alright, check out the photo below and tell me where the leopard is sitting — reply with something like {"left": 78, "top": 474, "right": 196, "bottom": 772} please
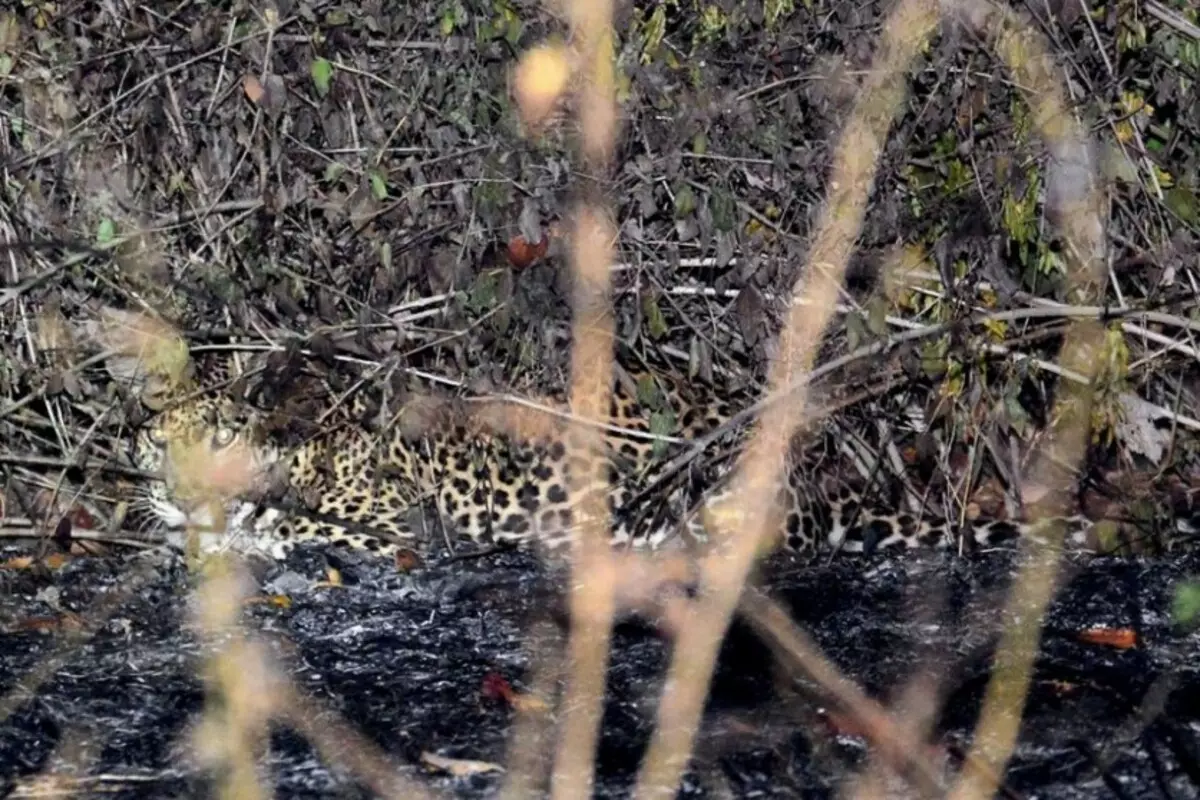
{"left": 131, "top": 362, "right": 1098, "bottom": 563}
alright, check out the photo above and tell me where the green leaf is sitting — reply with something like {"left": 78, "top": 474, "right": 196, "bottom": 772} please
{"left": 1003, "top": 391, "right": 1030, "bottom": 436}
{"left": 649, "top": 409, "right": 676, "bottom": 457}
{"left": 711, "top": 187, "right": 736, "bottom": 232}
{"left": 96, "top": 218, "right": 116, "bottom": 245}
{"left": 845, "top": 312, "right": 865, "bottom": 352}
{"left": 503, "top": 16, "right": 523, "bottom": 47}
{"left": 368, "top": 170, "right": 388, "bottom": 201}
{"left": 642, "top": 292, "right": 668, "bottom": 340}
{"left": 1164, "top": 187, "right": 1199, "bottom": 225}
{"left": 641, "top": 6, "right": 667, "bottom": 63}
{"left": 466, "top": 269, "right": 499, "bottom": 313}
{"left": 311, "top": 58, "right": 333, "bottom": 98}
{"left": 636, "top": 374, "right": 663, "bottom": 409}
{"left": 439, "top": 3, "right": 463, "bottom": 37}
{"left": 323, "top": 161, "right": 344, "bottom": 183}
{"left": 673, "top": 184, "right": 696, "bottom": 218}
{"left": 866, "top": 296, "right": 889, "bottom": 336}
{"left": 1172, "top": 580, "right": 1200, "bottom": 626}
{"left": 920, "top": 341, "right": 947, "bottom": 379}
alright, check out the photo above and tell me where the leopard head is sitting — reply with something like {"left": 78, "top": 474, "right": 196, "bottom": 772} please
{"left": 134, "top": 394, "right": 279, "bottom": 535}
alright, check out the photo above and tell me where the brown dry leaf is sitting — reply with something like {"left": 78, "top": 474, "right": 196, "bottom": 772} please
{"left": 69, "top": 540, "right": 110, "bottom": 558}
{"left": 245, "top": 594, "right": 292, "bottom": 609}
{"left": 420, "top": 751, "right": 505, "bottom": 777}
{"left": 393, "top": 549, "right": 422, "bottom": 572}
{"left": 733, "top": 284, "right": 769, "bottom": 350}
{"left": 1117, "top": 393, "right": 1170, "bottom": 464}
{"left": 81, "top": 307, "right": 192, "bottom": 407}
{"left": 479, "top": 672, "right": 549, "bottom": 713}
{"left": 969, "top": 478, "right": 1008, "bottom": 518}
{"left": 312, "top": 567, "right": 345, "bottom": 590}
{"left": 32, "top": 488, "right": 58, "bottom": 517}
{"left": 66, "top": 505, "right": 97, "bottom": 530}
{"left": 13, "top": 612, "right": 84, "bottom": 633}
{"left": 35, "top": 305, "right": 75, "bottom": 366}
{"left": 13, "top": 616, "right": 65, "bottom": 633}
{"left": 1018, "top": 479, "right": 1057, "bottom": 507}
{"left": 512, "top": 692, "right": 552, "bottom": 714}
{"left": 243, "top": 74, "right": 264, "bottom": 103}
{"left": 481, "top": 672, "right": 516, "bottom": 705}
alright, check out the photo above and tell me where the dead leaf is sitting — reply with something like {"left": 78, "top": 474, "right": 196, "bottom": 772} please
{"left": 66, "top": 505, "right": 96, "bottom": 530}
{"left": 77, "top": 306, "right": 193, "bottom": 407}
{"left": 393, "top": 549, "right": 422, "bottom": 572}
{"left": 506, "top": 234, "right": 548, "bottom": 270}
{"left": 13, "top": 612, "right": 84, "bottom": 633}
{"left": 512, "top": 692, "right": 551, "bottom": 714}
{"left": 1077, "top": 627, "right": 1138, "bottom": 649}
{"left": 245, "top": 594, "right": 292, "bottom": 609}
{"left": 420, "top": 751, "right": 505, "bottom": 777}
{"left": 35, "top": 305, "right": 75, "bottom": 365}
{"left": 314, "top": 568, "right": 343, "bottom": 589}
{"left": 1117, "top": 393, "right": 1169, "bottom": 464}
{"left": 243, "top": 74, "right": 264, "bottom": 103}
{"left": 481, "top": 672, "right": 516, "bottom": 705}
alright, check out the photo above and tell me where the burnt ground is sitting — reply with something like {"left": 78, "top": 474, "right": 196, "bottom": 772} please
{"left": 1, "top": 544, "right": 1200, "bottom": 798}
{"left": 2, "top": 0, "right": 1200, "bottom": 798}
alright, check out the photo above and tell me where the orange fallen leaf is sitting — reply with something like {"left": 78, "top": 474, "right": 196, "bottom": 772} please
{"left": 0, "top": 554, "right": 69, "bottom": 570}
{"left": 41, "top": 553, "right": 70, "bottom": 570}
{"left": 245, "top": 594, "right": 292, "bottom": 609}
{"left": 1077, "top": 627, "right": 1137, "bottom": 649}
{"left": 506, "top": 234, "right": 548, "bottom": 270}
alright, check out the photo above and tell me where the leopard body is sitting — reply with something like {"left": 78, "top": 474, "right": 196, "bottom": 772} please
{"left": 132, "top": 368, "right": 1080, "bottom": 561}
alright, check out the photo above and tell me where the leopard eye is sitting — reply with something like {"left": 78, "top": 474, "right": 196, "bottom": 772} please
{"left": 149, "top": 428, "right": 167, "bottom": 445}
{"left": 212, "top": 427, "right": 236, "bottom": 448}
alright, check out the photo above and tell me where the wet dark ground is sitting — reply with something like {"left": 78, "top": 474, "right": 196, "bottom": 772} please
{"left": 1, "top": 543, "right": 1198, "bottom": 799}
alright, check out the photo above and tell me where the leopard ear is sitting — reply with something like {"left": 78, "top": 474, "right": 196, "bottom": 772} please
{"left": 74, "top": 304, "right": 196, "bottom": 411}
